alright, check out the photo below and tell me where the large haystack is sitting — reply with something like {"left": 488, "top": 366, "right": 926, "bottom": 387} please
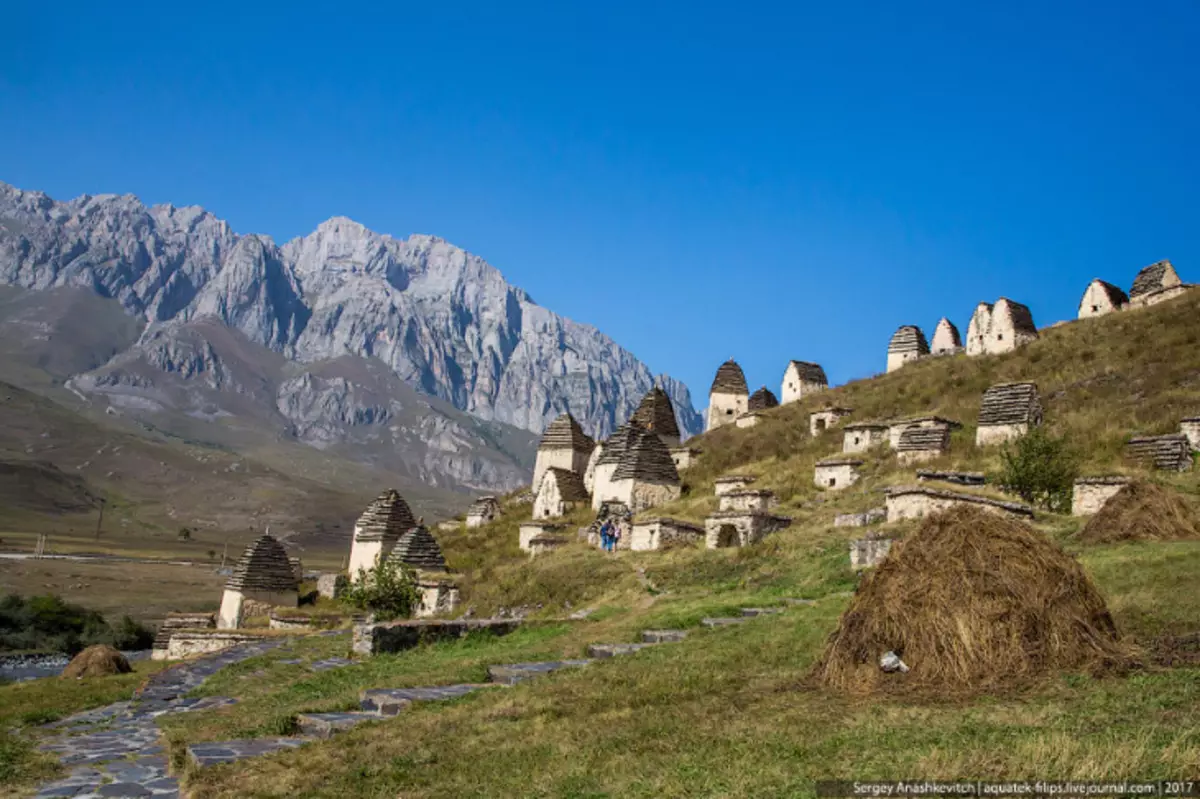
{"left": 812, "top": 506, "right": 1130, "bottom": 696}
{"left": 61, "top": 645, "right": 131, "bottom": 679}
{"left": 1079, "top": 482, "right": 1200, "bottom": 544}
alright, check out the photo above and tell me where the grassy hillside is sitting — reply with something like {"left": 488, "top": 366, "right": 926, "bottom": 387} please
{"left": 9, "top": 292, "right": 1200, "bottom": 798}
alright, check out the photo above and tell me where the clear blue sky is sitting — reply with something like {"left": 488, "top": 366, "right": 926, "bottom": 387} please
{"left": 3, "top": 1, "right": 1198, "bottom": 406}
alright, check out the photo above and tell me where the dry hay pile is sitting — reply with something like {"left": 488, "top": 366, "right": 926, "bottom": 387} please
{"left": 1079, "top": 481, "right": 1200, "bottom": 544}
{"left": 811, "top": 506, "right": 1132, "bottom": 696}
{"left": 61, "top": 644, "right": 131, "bottom": 679}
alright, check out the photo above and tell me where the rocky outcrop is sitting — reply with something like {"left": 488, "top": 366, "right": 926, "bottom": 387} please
{"left": 0, "top": 183, "right": 701, "bottom": 443}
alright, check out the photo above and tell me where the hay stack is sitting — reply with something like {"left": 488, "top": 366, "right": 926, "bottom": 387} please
{"left": 61, "top": 645, "right": 132, "bottom": 679}
{"left": 812, "top": 506, "right": 1131, "bottom": 696}
{"left": 1079, "top": 482, "right": 1200, "bottom": 544}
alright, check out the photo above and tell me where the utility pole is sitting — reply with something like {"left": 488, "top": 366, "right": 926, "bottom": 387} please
{"left": 94, "top": 499, "right": 106, "bottom": 541}
{"left": 221, "top": 538, "right": 229, "bottom": 569}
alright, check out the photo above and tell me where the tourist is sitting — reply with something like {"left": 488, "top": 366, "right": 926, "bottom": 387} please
{"left": 599, "top": 520, "right": 613, "bottom": 552}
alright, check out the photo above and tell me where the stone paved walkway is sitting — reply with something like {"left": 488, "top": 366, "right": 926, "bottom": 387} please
{"left": 32, "top": 638, "right": 292, "bottom": 799}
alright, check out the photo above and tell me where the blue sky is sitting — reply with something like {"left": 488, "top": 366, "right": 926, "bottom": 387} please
{"left": 3, "top": 1, "right": 1198, "bottom": 407}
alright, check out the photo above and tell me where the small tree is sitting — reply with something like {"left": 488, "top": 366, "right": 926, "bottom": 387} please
{"left": 998, "top": 426, "right": 1078, "bottom": 513}
{"left": 341, "top": 558, "right": 420, "bottom": 621}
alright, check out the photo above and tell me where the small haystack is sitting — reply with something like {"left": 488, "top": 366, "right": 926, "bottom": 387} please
{"left": 1078, "top": 482, "right": 1200, "bottom": 544}
{"left": 812, "top": 506, "right": 1130, "bottom": 695}
{"left": 61, "top": 645, "right": 131, "bottom": 679}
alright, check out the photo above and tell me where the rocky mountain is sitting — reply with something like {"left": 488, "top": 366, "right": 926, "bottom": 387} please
{"left": 0, "top": 181, "right": 701, "bottom": 493}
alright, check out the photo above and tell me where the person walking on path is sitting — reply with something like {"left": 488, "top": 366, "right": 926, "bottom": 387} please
{"left": 599, "top": 520, "right": 613, "bottom": 552}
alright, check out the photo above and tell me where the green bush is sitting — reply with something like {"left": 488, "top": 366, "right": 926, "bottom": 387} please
{"left": 0, "top": 594, "right": 154, "bottom": 654}
{"left": 997, "top": 426, "right": 1079, "bottom": 513}
{"left": 341, "top": 559, "right": 420, "bottom": 621}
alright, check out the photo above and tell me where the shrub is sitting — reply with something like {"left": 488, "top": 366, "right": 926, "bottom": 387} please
{"left": 341, "top": 559, "right": 420, "bottom": 621}
{"left": 0, "top": 594, "right": 154, "bottom": 654}
{"left": 998, "top": 426, "right": 1079, "bottom": 513}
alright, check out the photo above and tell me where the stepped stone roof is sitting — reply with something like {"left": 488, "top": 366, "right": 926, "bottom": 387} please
{"left": 888, "top": 325, "right": 929, "bottom": 355}
{"left": 1074, "top": 475, "right": 1133, "bottom": 486}
{"left": 891, "top": 414, "right": 963, "bottom": 429}
{"left": 538, "top": 413, "right": 594, "bottom": 452}
{"left": 1088, "top": 279, "right": 1130, "bottom": 307}
{"left": 816, "top": 456, "right": 864, "bottom": 467}
{"left": 1131, "top": 260, "right": 1178, "bottom": 298}
{"left": 897, "top": 425, "right": 951, "bottom": 452}
{"left": 714, "top": 474, "right": 756, "bottom": 484}
{"left": 844, "top": 420, "right": 890, "bottom": 431}
{"left": 884, "top": 485, "right": 1034, "bottom": 517}
{"left": 977, "top": 382, "right": 1042, "bottom": 426}
{"left": 710, "top": 360, "right": 749, "bottom": 395}
{"left": 612, "top": 428, "right": 680, "bottom": 484}
{"left": 630, "top": 387, "right": 681, "bottom": 441}
{"left": 226, "top": 534, "right": 299, "bottom": 593}
{"left": 637, "top": 517, "right": 705, "bottom": 532}
{"left": 597, "top": 423, "right": 644, "bottom": 466}
{"left": 787, "top": 361, "right": 828, "bottom": 384}
{"left": 543, "top": 467, "right": 590, "bottom": 502}
{"left": 916, "top": 470, "right": 985, "bottom": 486}
{"left": 467, "top": 496, "right": 499, "bottom": 516}
{"left": 1126, "top": 435, "right": 1193, "bottom": 471}
{"left": 387, "top": 525, "right": 448, "bottom": 572}
{"left": 748, "top": 387, "right": 779, "bottom": 411}
{"left": 153, "top": 612, "right": 215, "bottom": 649}
{"left": 931, "top": 318, "right": 962, "bottom": 349}
{"left": 354, "top": 490, "right": 417, "bottom": 543}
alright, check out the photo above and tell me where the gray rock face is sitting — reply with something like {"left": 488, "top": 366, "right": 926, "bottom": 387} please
{"left": 0, "top": 183, "right": 701, "bottom": 443}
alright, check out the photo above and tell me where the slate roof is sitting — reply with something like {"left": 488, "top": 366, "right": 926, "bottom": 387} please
{"left": 996, "top": 298, "right": 1038, "bottom": 337}
{"left": 710, "top": 359, "right": 749, "bottom": 395}
{"left": 597, "top": 423, "right": 644, "bottom": 466}
{"left": 888, "top": 325, "right": 929, "bottom": 355}
{"left": 538, "top": 413, "right": 594, "bottom": 452}
{"left": 543, "top": 467, "right": 590, "bottom": 502}
{"left": 1131, "top": 260, "right": 1177, "bottom": 298}
{"left": 153, "top": 612, "right": 215, "bottom": 649}
{"left": 387, "top": 525, "right": 448, "bottom": 572}
{"left": 816, "top": 457, "right": 864, "bottom": 467}
{"left": 884, "top": 485, "right": 1033, "bottom": 517}
{"left": 1125, "top": 435, "right": 1193, "bottom": 471}
{"left": 612, "top": 428, "right": 681, "bottom": 484}
{"left": 891, "top": 415, "right": 963, "bottom": 429}
{"left": 916, "top": 470, "right": 985, "bottom": 486}
{"left": 897, "top": 426, "right": 951, "bottom": 453}
{"left": 748, "top": 386, "right": 779, "bottom": 411}
{"left": 843, "top": 421, "right": 890, "bottom": 431}
{"left": 354, "top": 489, "right": 417, "bottom": 544}
{"left": 630, "top": 387, "right": 681, "bottom": 441}
{"left": 977, "top": 382, "right": 1043, "bottom": 426}
{"left": 787, "top": 361, "right": 828, "bottom": 384}
{"left": 226, "top": 534, "right": 299, "bottom": 593}
{"left": 1087, "top": 279, "right": 1130, "bottom": 307}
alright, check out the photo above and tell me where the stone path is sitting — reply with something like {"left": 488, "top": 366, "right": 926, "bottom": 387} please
{"left": 32, "top": 638, "right": 292, "bottom": 798}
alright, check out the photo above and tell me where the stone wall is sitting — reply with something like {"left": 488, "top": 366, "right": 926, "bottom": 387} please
{"left": 166, "top": 632, "right": 265, "bottom": 660}
{"left": 317, "top": 573, "right": 347, "bottom": 599}
{"left": 886, "top": 351, "right": 922, "bottom": 373}
{"left": 519, "top": 522, "right": 566, "bottom": 552}
{"left": 532, "top": 448, "right": 589, "bottom": 494}
{"left": 714, "top": 476, "right": 755, "bottom": 496}
{"left": 704, "top": 511, "right": 791, "bottom": 548}
{"left": 1180, "top": 419, "right": 1200, "bottom": 451}
{"left": 607, "top": 478, "right": 681, "bottom": 514}
{"left": 352, "top": 619, "right": 523, "bottom": 657}
{"left": 706, "top": 390, "right": 748, "bottom": 432}
{"left": 850, "top": 537, "right": 894, "bottom": 570}
{"left": 1071, "top": 477, "right": 1132, "bottom": 516}
{"left": 415, "top": 578, "right": 461, "bottom": 618}
{"left": 975, "top": 422, "right": 1028, "bottom": 447}
{"left": 670, "top": 447, "right": 697, "bottom": 472}
{"left": 843, "top": 426, "right": 888, "bottom": 454}
{"left": 814, "top": 462, "right": 860, "bottom": 490}
{"left": 885, "top": 486, "right": 1033, "bottom": 523}
{"left": 735, "top": 412, "right": 761, "bottom": 429}
{"left": 834, "top": 508, "right": 886, "bottom": 527}
{"left": 347, "top": 538, "right": 386, "bottom": 579}
{"left": 1078, "top": 280, "right": 1127, "bottom": 319}
{"left": 718, "top": 490, "right": 775, "bottom": 512}
{"left": 590, "top": 462, "right": 621, "bottom": 510}
{"left": 1130, "top": 284, "right": 1191, "bottom": 308}
{"left": 630, "top": 518, "right": 705, "bottom": 551}
{"left": 219, "top": 588, "right": 299, "bottom": 630}
{"left": 810, "top": 408, "right": 852, "bottom": 436}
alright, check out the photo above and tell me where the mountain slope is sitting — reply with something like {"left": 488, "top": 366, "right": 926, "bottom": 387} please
{"left": 0, "top": 183, "right": 702, "bottom": 446}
